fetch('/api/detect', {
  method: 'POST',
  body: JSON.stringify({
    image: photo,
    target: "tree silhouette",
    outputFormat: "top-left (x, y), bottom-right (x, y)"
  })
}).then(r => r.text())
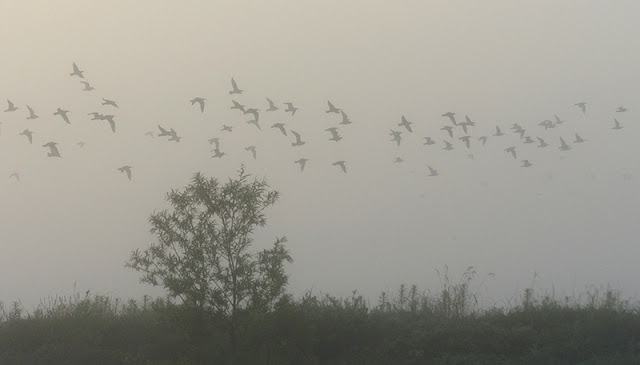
top-left (127, 167), bottom-right (291, 357)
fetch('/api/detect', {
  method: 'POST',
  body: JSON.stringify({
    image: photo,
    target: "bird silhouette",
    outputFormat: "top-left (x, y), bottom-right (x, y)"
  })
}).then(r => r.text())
top-left (19, 129), bottom-right (34, 144)
top-left (102, 115), bottom-right (116, 133)
top-left (80, 81), bottom-right (94, 91)
top-left (118, 166), bottom-right (133, 181)
top-left (523, 136), bottom-right (535, 144)
top-left (294, 158), bottom-right (308, 172)
top-left (339, 110), bottom-right (352, 125)
top-left (478, 136), bottom-right (488, 146)
top-left (43, 142), bottom-right (61, 157)
top-left (208, 138), bottom-right (221, 150)
top-left (575, 102), bottom-right (587, 115)
top-left (326, 101), bottom-right (341, 114)
top-left (271, 123), bottom-right (287, 136)
top-left (398, 116), bottom-right (413, 132)
top-left (505, 146), bottom-right (517, 159)
top-left (521, 160), bottom-right (533, 168)
top-left (325, 127), bottom-right (342, 142)
top-left (291, 130), bottom-right (305, 146)
top-left (53, 108), bottom-right (70, 124)
top-left (77, 141), bottom-right (86, 148)
top-left (245, 145), bottom-right (257, 159)
top-left (459, 135), bottom-right (471, 149)
top-left (554, 114), bottom-right (565, 125)
top-left (443, 140), bottom-right (454, 151)
top-left (247, 118), bottom-right (261, 131)
top-left (442, 112), bottom-right (457, 125)
top-left (427, 166), bottom-right (439, 176)
top-left (266, 98), bottom-right (278, 112)
top-left (539, 120), bottom-right (555, 130)
top-left (390, 130), bottom-right (402, 146)
top-left (26, 105), bottom-right (38, 119)
top-left (616, 106), bottom-right (627, 113)
top-left (332, 160), bottom-right (347, 173)
top-left (537, 137), bottom-right (549, 148)
top-left (493, 126), bottom-right (504, 137)
top-left (229, 78), bottom-right (243, 94)
top-left (70, 62), bottom-right (84, 78)
top-left (221, 125), bottom-right (233, 132)
top-left (284, 102), bottom-right (298, 116)
top-left (423, 137), bottom-right (436, 145)
top-left (231, 100), bottom-right (245, 112)
top-left (190, 97), bottom-right (206, 113)
top-left (394, 157), bottom-right (404, 164)
top-left (612, 118), bottom-right (623, 130)
top-left (244, 107), bottom-right (260, 122)
top-left (441, 126), bottom-right (453, 138)
top-left (574, 133), bottom-right (585, 143)
top-left (102, 98), bottom-right (118, 108)
top-left (559, 137), bottom-right (571, 151)
top-left (168, 129), bottom-right (181, 142)
top-left (5, 100), bottom-right (18, 112)
top-left (157, 125), bottom-right (171, 137)
top-left (212, 148), bottom-right (225, 158)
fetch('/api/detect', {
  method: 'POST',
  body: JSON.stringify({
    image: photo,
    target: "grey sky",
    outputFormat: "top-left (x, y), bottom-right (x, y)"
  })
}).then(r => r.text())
top-left (1, 0), bottom-right (639, 308)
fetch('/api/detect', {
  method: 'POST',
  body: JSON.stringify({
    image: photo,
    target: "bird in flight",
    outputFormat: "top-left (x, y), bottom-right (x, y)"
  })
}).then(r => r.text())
top-left (284, 102), bottom-right (298, 116)
top-left (231, 100), bottom-right (245, 113)
top-left (145, 131), bottom-right (155, 138)
top-left (53, 108), bottom-right (70, 124)
top-left (423, 137), bottom-right (436, 145)
top-left (616, 106), bottom-right (627, 113)
top-left (575, 102), bottom-right (587, 115)
top-left (70, 62), bottom-right (84, 78)
top-left (398, 116), bottom-right (413, 132)
top-left (459, 135), bottom-right (471, 149)
top-left (523, 136), bottom-right (535, 144)
top-left (442, 112), bottom-right (457, 125)
top-left (326, 101), bottom-right (341, 114)
top-left (394, 157), bottom-right (404, 164)
top-left (291, 130), bottom-right (306, 146)
top-left (5, 100), bottom-right (18, 112)
top-left (559, 137), bottom-right (571, 151)
top-left (9, 172), bottom-right (20, 182)
top-left (294, 158), bottom-right (308, 172)
top-left (427, 166), bottom-right (439, 177)
top-left (77, 141), bottom-right (86, 148)
top-left (19, 129), bottom-right (34, 144)
top-left (574, 133), bottom-right (585, 143)
top-left (443, 140), bottom-right (454, 151)
top-left (168, 129), bottom-right (181, 142)
top-left (505, 146), bottom-right (517, 159)
top-left (478, 136), bottom-right (488, 146)
top-left (441, 126), bottom-right (453, 138)
top-left (247, 118), bottom-right (261, 131)
top-left (521, 160), bottom-right (533, 168)
top-left (26, 105), bottom-right (38, 119)
top-left (493, 126), bottom-right (504, 137)
top-left (612, 119), bottom-right (623, 130)
top-left (266, 98), bottom-right (278, 112)
top-left (118, 166), bottom-right (133, 181)
top-left (221, 125), bottom-right (233, 132)
top-left (537, 137), bottom-right (549, 148)
top-left (102, 115), bottom-right (116, 133)
top-left (245, 145), bottom-right (257, 159)
top-left (244, 107), bottom-right (260, 122)
top-left (43, 142), bottom-right (61, 157)
top-left (190, 97), bottom-right (206, 113)
top-left (325, 127), bottom-right (342, 142)
top-left (332, 160), bottom-right (347, 173)
top-left (102, 98), bottom-right (118, 108)
top-left (212, 148), bottom-right (225, 158)
top-left (390, 130), bottom-right (402, 146)
top-left (229, 78), bottom-right (243, 94)
top-left (208, 137), bottom-right (220, 150)
top-left (539, 120), bottom-right (555, 130)
top-left (339, 110), bottom-right (352, 125)
top-left (554, 114), bottom-right (565, 125)
top-left (80, 81), bottom-right (95, 91)
top-left (157, 125), bottom-right (171, 137)
top-left (271, 123), bottom-right (287, 136)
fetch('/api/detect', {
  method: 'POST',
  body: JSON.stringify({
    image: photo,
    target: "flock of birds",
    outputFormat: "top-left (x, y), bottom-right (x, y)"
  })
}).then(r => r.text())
top-left (1, 63), bottom-right (634, 183)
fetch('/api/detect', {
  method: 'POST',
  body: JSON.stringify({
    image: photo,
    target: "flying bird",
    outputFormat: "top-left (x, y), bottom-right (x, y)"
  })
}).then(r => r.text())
top-left (478, 136), bottom-right (488, 146)
top-left (118, 166), bottom-right (133, 181)
top-left (443, 140), bottom-right (454, 151)
top-left (505, 146), bottom-right (517, 159)
top-left (423, 137), bottom-right (436, 145)
top-left (80, 81), bottom-right (94, 91)
top-left (442, 112), bottom-right (457, 125)
top-left (70, 62), bottom-right (84, 78)
top-left (221, 125), bottom-right (233, 132)
top-left (26, 105), bottom-right (38, 119)
top-left (394, 157), bottom-right (404, 164)
top-left (102, 98), bottom-right (118, 108)
top-left (103, 115), bottom-right (116, 133)
top-left (390, 130), bottom-right (402, 146)
top-left (245, 145), bottom-right (257, 159)
top-left (612, 119), bottom-right (623, 130)
top-left (441, 126), bottom-right (453, 138)
top-left (244, 107), bottom-right (260, 122)
top-left (271, 123), bottom-right (287, 136)
top-left (168, 129), bottom-right (181, 142)
top-left (291, 130), bottom-right (306, 146)
top-left (398, 116), bottom-right (413, 132)
top-left (266, 98), bottom-right (278, 112)
top-left (190, 97), bottom-right (206, 113)
top-left (145, 131), bottom-right (155, 138)
top-left (427, 166), bottom-right (439, 177)
top-left (5, 100), bottom-right (18, 112)
top-left (554, 114), bottom-right (564, 125)
top-left (521, 160), bottom-right (533, 168)
top-left (231, 100), bottom-right (245, 112)
top-left (523, 136), bottom-right (535, 144)
top-left (325, 127), bottom-right (342, 142)
top-left (247, 118), bottom-right (261, 131)
top-left (575, 102), bottom-right (587, 115)
top-left (559, 137), bottom-right (571, 151)
top-left (339, 110), bottom-right (352, 125)
top-left (459, 135), bottom-right (471, 149)
top-left (493, 126), bottom-right (504, 137)
top-left (158, 125), bottom-right (171, 136)
top-left (326, 101), bottom-right (341, 114)
top-left (332, 160), bottom-right (347, 173)
top-left (53, 108), bottom-right (70, 124)
top-left (284, 102), bottom-right (298, 116)
top-left (208, 138), bottom-right (220, 150)
top-left (294, 158), bottom-right (308, 172)
top-left (19, 129), bottom-right (33, 144)
top-left (616, 106), bottom-right (627, 113)
top-left (212, 148), bottom-right (225, 158)
top-left (77, 141), bottom-right (86, 148)
top-left (537, 137), bottom-right (549, 148)
top-left (229, 78), bottom-right (243, 94)
top-left (43, 142), bottom-right (61, 157)
top-left (574, 133), bottom-right (585, 143)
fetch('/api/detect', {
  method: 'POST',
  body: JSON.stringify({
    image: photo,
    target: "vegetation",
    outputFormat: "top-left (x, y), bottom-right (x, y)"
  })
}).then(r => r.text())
top-left (2, 172), bottom-right (639, 364)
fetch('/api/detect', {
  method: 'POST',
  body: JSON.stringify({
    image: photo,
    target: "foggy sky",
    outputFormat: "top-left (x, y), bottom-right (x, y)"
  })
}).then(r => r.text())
top-left (1, 0), bottom-right (639, 308)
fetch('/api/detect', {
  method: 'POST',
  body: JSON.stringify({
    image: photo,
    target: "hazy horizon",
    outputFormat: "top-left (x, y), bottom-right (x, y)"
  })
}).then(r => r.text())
top-left (1, 0), bottom-right (639, 309)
